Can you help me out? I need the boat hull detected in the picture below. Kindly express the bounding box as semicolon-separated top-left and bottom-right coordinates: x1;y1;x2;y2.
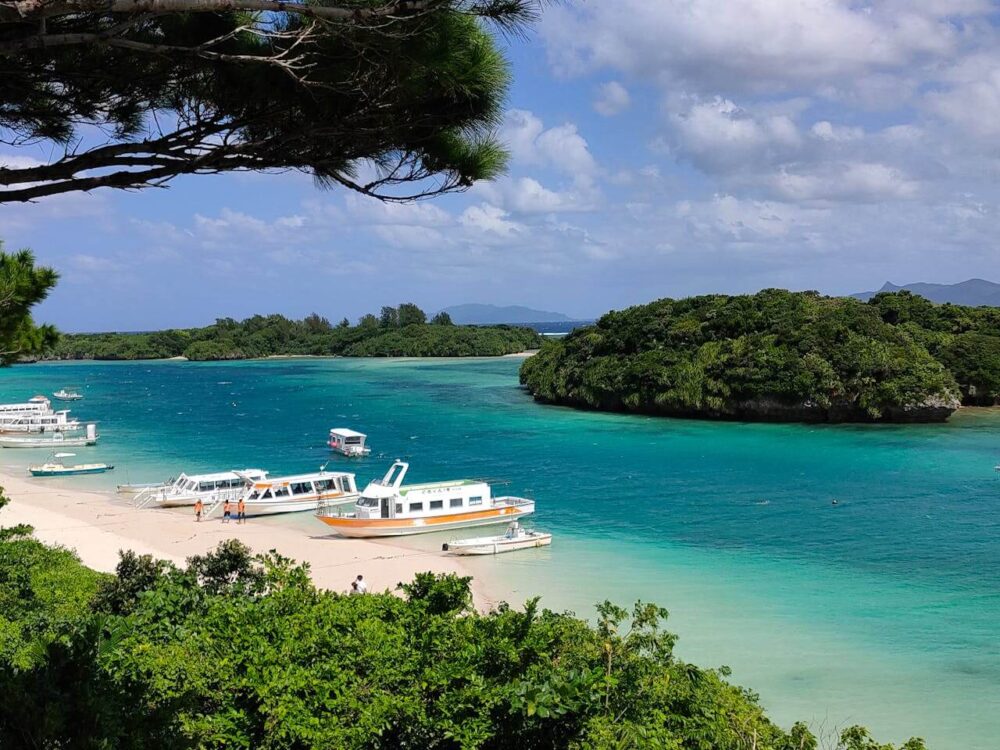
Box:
216;493;358;518
0;436;97;448
444;532;552;555
30;465;112;477
317;504;534;538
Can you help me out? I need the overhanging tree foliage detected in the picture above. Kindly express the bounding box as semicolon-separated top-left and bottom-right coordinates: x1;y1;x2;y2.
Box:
0;241;58;364
0;0;539;203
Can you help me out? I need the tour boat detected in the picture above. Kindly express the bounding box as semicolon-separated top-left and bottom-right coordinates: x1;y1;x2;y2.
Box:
212;469;360;518
0;424;98;448
29;453;113;477
52;388;83;401
316;461;535;538
0;396;52;415
328;428;371;457
442;522;552;555
0;409;81;433
132;468;268;508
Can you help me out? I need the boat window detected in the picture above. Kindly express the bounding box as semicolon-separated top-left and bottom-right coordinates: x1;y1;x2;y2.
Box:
358;497;378;508
199;482;213;492
395;504;403;514
249;490;260;500
469;496;483;506
430;500;443;510
186;481;197;492
337;477;352;492
449;498;463;508
261;489;273;499
345;436;361;444
315;479;334;492
408;502;423;513
273;486;290;498
290;482;311;495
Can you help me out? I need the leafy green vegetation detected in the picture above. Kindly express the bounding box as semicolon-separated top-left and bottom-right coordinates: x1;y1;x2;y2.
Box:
0;499;926;749
0;242;59;365
48;305;542;361
519;289;1000;423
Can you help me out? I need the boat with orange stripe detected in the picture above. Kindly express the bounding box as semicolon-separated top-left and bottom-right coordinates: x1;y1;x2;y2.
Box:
316;460;534;538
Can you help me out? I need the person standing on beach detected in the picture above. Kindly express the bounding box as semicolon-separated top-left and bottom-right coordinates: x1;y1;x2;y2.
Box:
222;499;232;523
194;498;203;522
355;574;367;594
237;497;246;524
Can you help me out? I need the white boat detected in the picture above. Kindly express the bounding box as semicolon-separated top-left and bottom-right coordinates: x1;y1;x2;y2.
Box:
213;469;360;517
0;409;81;433
29;452;113;477
53;388;83;401
316;461;534;538
328;428;371;456
0;395;52;415
133;469;268;508
0;424;98;448
116;482;163;497
443;521;552;555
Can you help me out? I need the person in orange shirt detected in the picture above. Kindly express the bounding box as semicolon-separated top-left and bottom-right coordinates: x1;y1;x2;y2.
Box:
237;497;246;524
194;498;203;522
222;499;232;523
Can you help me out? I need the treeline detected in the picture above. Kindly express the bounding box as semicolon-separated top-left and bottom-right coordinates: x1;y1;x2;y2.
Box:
0;499;925;748
521;290;1000;423
47;305;542;360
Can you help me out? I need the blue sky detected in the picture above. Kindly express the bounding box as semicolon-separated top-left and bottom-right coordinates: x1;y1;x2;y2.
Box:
4;1;1000;331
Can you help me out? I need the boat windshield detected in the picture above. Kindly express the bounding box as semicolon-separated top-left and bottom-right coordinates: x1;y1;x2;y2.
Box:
358;497;379;508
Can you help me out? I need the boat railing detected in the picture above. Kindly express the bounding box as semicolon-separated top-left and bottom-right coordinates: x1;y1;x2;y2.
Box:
494;495;533;508
133;485;168;509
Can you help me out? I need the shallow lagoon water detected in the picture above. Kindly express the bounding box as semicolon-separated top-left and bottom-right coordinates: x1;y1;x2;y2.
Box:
1;358;998;748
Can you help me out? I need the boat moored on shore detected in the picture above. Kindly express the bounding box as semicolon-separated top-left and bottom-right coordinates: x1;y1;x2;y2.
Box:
29;452;113;477
442;521;552;555
0;395;52;415
212;469;359;517
0;409;81;434
316;461;534;538
133;469;268;508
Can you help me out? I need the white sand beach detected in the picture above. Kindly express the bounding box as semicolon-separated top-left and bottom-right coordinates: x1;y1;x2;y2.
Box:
0;468;497;607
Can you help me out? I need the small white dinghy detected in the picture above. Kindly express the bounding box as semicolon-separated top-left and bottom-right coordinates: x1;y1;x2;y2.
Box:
442;521;552;556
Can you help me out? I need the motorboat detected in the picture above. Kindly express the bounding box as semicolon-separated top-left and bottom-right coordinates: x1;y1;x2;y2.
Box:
328;428;371;456
442;522;552;555
53;388;83;401
132;469;268;508
210;468;359;518
0;409;81;433
316;460;534;538
0;424;98;448
29;452;113;477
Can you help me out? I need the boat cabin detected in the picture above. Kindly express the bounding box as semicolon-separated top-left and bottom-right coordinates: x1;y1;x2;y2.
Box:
244;471;358;501
169;469;267;495
0;396;52;415
352;461;492;520
0;410;79;432
328;428;370;456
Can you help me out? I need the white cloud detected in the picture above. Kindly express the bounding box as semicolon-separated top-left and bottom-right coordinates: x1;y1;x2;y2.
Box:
459;203;523;237
500;110;598;184
593;81;631;116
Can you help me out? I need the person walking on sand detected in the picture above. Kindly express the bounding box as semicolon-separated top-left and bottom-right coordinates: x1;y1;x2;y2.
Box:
222;499;232;523
194;498;203;522
237;497;246;524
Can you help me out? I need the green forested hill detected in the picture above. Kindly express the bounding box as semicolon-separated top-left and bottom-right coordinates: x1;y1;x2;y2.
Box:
47;306;542;361
520;289;1000;423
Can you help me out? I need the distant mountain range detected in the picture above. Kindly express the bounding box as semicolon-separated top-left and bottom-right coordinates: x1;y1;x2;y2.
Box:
439;304;575;324
852;279;1000;307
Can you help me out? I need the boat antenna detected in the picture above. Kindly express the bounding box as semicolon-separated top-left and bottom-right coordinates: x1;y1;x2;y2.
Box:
320;461;329;473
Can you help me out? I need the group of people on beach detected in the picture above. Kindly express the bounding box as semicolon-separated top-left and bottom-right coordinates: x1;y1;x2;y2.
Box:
193;497;246;523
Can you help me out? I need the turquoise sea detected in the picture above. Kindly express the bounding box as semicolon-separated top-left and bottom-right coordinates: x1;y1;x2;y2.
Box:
1;358;998;749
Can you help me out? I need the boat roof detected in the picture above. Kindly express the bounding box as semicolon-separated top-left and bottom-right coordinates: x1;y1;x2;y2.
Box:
178;469;267;482
398;479;483;494
253;470;355;487
329;428;366;438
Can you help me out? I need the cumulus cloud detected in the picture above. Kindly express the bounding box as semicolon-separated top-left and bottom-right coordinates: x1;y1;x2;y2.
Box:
593;81;631;116
500;109;598;184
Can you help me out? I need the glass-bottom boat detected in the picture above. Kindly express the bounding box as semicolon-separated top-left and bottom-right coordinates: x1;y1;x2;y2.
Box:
316;461;535;538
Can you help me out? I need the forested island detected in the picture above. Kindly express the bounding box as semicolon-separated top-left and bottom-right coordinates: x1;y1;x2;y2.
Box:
46;304;542;361
521;289;1000;423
